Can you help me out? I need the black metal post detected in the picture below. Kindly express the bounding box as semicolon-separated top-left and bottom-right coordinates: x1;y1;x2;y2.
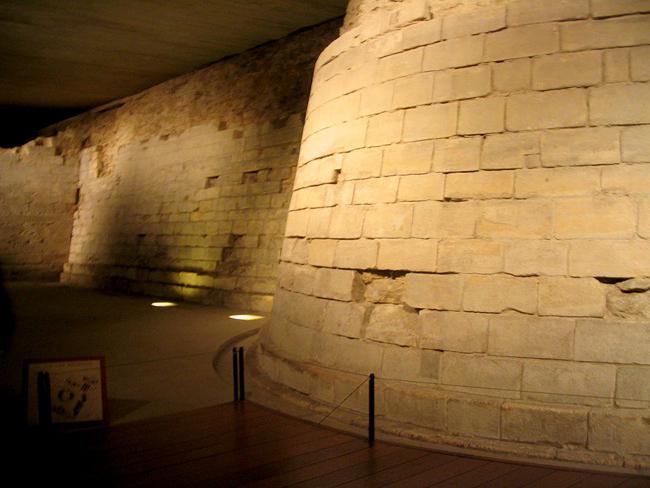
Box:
37;371;52;427
238;347;245;401
368;373;375;444
232;348;239;402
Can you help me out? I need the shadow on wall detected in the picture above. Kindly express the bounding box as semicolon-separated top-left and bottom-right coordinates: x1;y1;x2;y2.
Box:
0;262;16;354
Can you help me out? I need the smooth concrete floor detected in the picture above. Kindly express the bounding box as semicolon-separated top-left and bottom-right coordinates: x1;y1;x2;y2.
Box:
0;282;264;426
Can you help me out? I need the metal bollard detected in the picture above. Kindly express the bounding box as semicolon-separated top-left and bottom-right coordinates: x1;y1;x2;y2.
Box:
368;373;375;444
232;348;239;402
238;347;245;401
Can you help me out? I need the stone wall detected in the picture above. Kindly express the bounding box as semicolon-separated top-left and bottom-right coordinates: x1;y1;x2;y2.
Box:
256;0;650;471
57;21;339;311
0;139;78;280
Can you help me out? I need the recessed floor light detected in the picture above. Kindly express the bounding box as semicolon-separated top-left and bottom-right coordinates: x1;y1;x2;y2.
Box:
151;301;178;307
229;314;264;321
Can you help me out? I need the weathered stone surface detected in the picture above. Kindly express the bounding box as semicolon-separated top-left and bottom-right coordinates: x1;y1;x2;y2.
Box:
420;310;489;353
463;275;537;314
561;17;650;51
532;51;602;90
365;276;404;304
515;167;600;198
437;239;503;274
433;137;481;173
313;268;363;301
404;273;464;310
477;200;552;239
363;203;413;238
397;173;445;201
353;176;399;204
622;126;650;163
538;277;606;318
553;197;636;239
447;396;500;439
617;278;650;293
377;238;437;272
376;47;423;83
485;23;559;61
341;147;383;181
334;239;378;269
403;103;459;141
502;403;588;445
617;366;650;405
442;6;505;39
492;58;531;93
328;205;365;238
322;300;367;338
383;385;446;430
382;346;432;381
481;132;538;170
423;35;483;71
393;72;434;109
607;288;650;320
506;89;587;130
489;313;575;359
445;171;514;200
602;164;650;194
458;97;505;135
504;240;568;276
591;0;650;17
569;240;650;277
507;0;589;26
441;353;522;393
383;140;433;176
590;409;650;455
433;65;491;102
541;127;620;167
307;239;337;267
575;319;650;364
366;110;404;147
590;83;650;125
412;201;478;238
366;304;419;346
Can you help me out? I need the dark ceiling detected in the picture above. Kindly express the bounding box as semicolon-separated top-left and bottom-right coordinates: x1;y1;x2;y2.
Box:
0;0;347;146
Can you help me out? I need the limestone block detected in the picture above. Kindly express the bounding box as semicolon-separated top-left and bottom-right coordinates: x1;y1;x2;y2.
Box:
366;304;419;347
382;385;446;430
602;164;650;194
299;119;367;163
365;276;405;304
322;300;366;338
553;197;636;239
393;73;434;109
423;36;484;72
334;239;378;269
541;127;620;167
607;287;650;321
492;58;531;93
437;239;503;274
366;110;404;147
307;239;337;267
277;290;328;331
420;350;441;379
506;89;587;130
622;125;650;162
377;238;437;272
575;319;650;364
403;103;458;141
641;198;650;238
376;48;423;83
569;240;650;277
412;201;478;238
442;6;505;39
285;209;309;237
404;273;464;310
363;203;413;238
447;396;501;439
502;403;588;445
481;132;538;170
441;353;522;393
388;0;430;28
420;310;489;353
489;313;575;359
329;205;365;239
383;140;433;175
341;148;383;181
304;92;361;136
445;171;514;200
605;48;631;83
313;268;362;301
306;207;332;238
539;277;605;317
561;17;650;51
397;173;445;202
589;409;650;455
433;136;481;173
504;240;569;276
507;0;589;26
631;46;650;81
617;366;650;405
464;275;537;314
592;0;650;17
523;360;615;405
591;83;650;125
515;167;601;198
458;97;505;135
433;65;491;103
287;264;316;295
382;346;430;381
617;277;650;292
477;200;552;239
395;16;438;47
353;176;399;204
533;51;602;90
311;333;383;374
484;24;559;62
360;82;395;116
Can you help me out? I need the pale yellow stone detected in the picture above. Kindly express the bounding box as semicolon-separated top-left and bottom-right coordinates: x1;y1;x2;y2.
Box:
383;140;433;175
441;353;522;392
401;18;443;50
360;82;394;116
366;304;419;347
442;6;505;38
366;110;404;147
622;126;650;163
463;275;537;314
365;276;404;304
502;403;588;445
445;170;514;200
404;273;464;310
377;239;437;272
403;103;458;141
313;267;361;301
592;0;650;17
458;97;505;135
484;23;559;62
617;366;650;405
533;51;602;90
412;201;478;238
353;176;399;204
376;48;423;83
640;198;650;238
329;205;365;239
507;0;589;25
489;314;575;359
590;409;650;455
576;319;650;364
307;239;337;267
420;310;489;352
397;173;445;201
437;239;503;274
481;132;538;170
392;73;434;109
285;209;309;236
322;300;366;338
492;58;531;93
561;17;650;51
341;147;383;181
506;89;587;130
433;65;491;103
541;127;620;167
631;46;650;81
447;396;501;439
477;200;552;239
423;35;484;71
334;239;378;269
504;240;569;276
602;165;650;194
515;167;600;198
590;82;650;125
363;203;413;238
433;136;481;173
604;48;631;83
299;119;367;163
569;240;650;277
306;207;332;238
553;197;636;239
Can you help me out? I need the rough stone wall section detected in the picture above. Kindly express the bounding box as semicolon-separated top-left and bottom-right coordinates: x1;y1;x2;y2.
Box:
257;0;650;471
0;139;78;280
57;21;340;312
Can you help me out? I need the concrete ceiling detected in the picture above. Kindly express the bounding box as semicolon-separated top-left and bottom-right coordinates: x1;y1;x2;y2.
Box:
0;0;348;109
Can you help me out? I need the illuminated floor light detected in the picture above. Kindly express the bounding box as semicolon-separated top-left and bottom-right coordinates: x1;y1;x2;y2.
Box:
151;301;178;308
229;314;264;321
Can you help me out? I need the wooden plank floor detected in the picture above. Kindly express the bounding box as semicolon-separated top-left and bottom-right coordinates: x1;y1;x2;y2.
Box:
8;402;649;487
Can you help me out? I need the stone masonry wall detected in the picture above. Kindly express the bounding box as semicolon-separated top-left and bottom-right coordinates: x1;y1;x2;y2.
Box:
0;139;78;280
58;21;339;312
256;0;650;471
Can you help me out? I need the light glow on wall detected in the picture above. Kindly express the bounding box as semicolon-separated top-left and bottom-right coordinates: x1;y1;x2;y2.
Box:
151;301;178;308
229;314;264;321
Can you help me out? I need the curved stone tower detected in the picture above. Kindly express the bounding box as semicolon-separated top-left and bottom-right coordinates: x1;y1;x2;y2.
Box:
256;0;650;470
